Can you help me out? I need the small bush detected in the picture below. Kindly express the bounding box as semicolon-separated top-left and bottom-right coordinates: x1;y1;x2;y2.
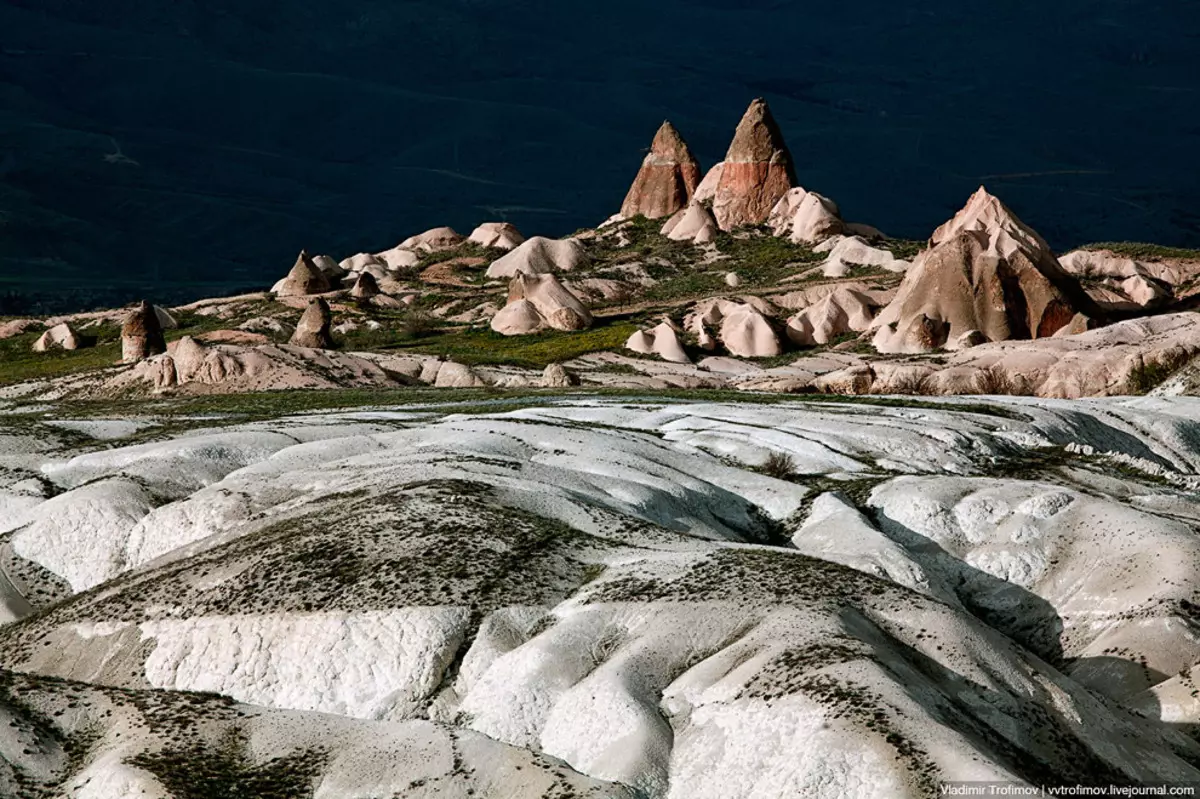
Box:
761;451;798;480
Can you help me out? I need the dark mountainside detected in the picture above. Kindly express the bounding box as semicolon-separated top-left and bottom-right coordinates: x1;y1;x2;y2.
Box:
2;0;1199;313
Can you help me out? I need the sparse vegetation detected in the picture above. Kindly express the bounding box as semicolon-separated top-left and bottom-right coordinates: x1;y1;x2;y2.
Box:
1081;242;1200;261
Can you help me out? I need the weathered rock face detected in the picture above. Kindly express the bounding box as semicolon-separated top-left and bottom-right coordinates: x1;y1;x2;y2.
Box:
468;222;525;251
626;319;691;363
619;121;703;220
685;297;781;358
872;188;1095;354
398;227;464;253
485;237;587;279
697;99;796;231
274;250;333;297
491;274;592;335
32;322;82;352
768;187;844;244
121;300;167;363
289;298;334;349
660;199;719;244
349;271;381;300
786;288;876;346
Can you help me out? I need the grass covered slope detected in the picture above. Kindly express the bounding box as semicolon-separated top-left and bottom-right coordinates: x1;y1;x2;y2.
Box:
5;395;1200;795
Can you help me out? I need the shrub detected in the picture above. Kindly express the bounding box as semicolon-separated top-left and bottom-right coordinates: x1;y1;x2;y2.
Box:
761;451;798;480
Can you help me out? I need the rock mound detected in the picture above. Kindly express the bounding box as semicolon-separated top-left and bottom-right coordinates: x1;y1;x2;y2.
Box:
349;271;381;300
626;319;691;363
686;297;781;358
288;298;334;349
273;250;333;297
32;322;82;352
812;235;910;277
121;300;167;363
485;237;587;279
871;188;1097;353
619;120;703;220
469;222;525;250
768;187;844;244
491;274;592;335
398;227;464;253
786;288;877;346
696;98;796;230
660;199;719;244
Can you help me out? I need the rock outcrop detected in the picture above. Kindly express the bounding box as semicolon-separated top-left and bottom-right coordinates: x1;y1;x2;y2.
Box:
0;319;39;339
289;298;334;349
660;199;719;244
273;250;333;297
491;274;592;335
871;188;1097;354
626;319;691;363
485;237;587;279
349;271;381;300
121;300;167;363
398;227;464;253
812;235;910;277
768;187;844;244
686;297;781;358
695;98;796;230
786;288;876;346
32;322;82;352
468;222;525;250
619;121;703;220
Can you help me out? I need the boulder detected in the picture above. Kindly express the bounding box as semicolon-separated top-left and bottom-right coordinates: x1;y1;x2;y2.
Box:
485;237;587;279
619;120;703;219
274;250;333;297
871;188;1097;354
431;361;488;388
121;301;167;363
540;363;579;387
32;322;82;352
725;272;741;288
813;364;876;395
398;227;464;253
786;288;876;346
696;98;796;230
768;188;844;244
289;298;334;349
376;247;421;271
468;222;525;251
660;199;719;244
626;320;691;364
349;272;381;300
491;274;592;335
0;319;40;340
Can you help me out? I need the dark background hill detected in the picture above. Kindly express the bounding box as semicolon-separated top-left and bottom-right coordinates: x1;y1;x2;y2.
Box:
2;0;1199;313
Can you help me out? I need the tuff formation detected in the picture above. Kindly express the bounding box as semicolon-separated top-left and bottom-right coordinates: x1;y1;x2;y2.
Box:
274;250;333;297
697;98;797;230
491;273;592;335
289;298;334;348
619;120;703;220
871;188;1096;353
120;300;166;363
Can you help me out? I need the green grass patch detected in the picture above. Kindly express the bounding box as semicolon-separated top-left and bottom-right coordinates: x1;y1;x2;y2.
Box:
386;322;640;368
715;229;823;284
1080;242;1200;261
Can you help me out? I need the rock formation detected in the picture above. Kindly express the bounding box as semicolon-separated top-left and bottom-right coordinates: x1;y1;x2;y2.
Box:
375;246;421;270
32;322;82;352
398;227;464;253
626;319;691;363
786;288;876;346
121;300;167;363
469;222;526;250
619;121;703;220
695;98;796;230
768;187;844;244
812;235;910;277
289;298;334;348
350;271;381;300
871;187;1097;354
273;250;333;297
540;362;578;387
0;319;39;339
491;274;592;335
486;237;587;279
686;297;781;358
660;199;719;244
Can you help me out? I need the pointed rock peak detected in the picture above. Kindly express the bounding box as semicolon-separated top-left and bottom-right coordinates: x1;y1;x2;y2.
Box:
931;186;1052;256
290;250;320;277
351;271;380;299
726;98;794;172
649;120;697;164
121;299;167;363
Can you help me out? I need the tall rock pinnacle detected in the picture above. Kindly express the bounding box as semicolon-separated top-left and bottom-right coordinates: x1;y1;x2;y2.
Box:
619;121;702;219
696;99;797;230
